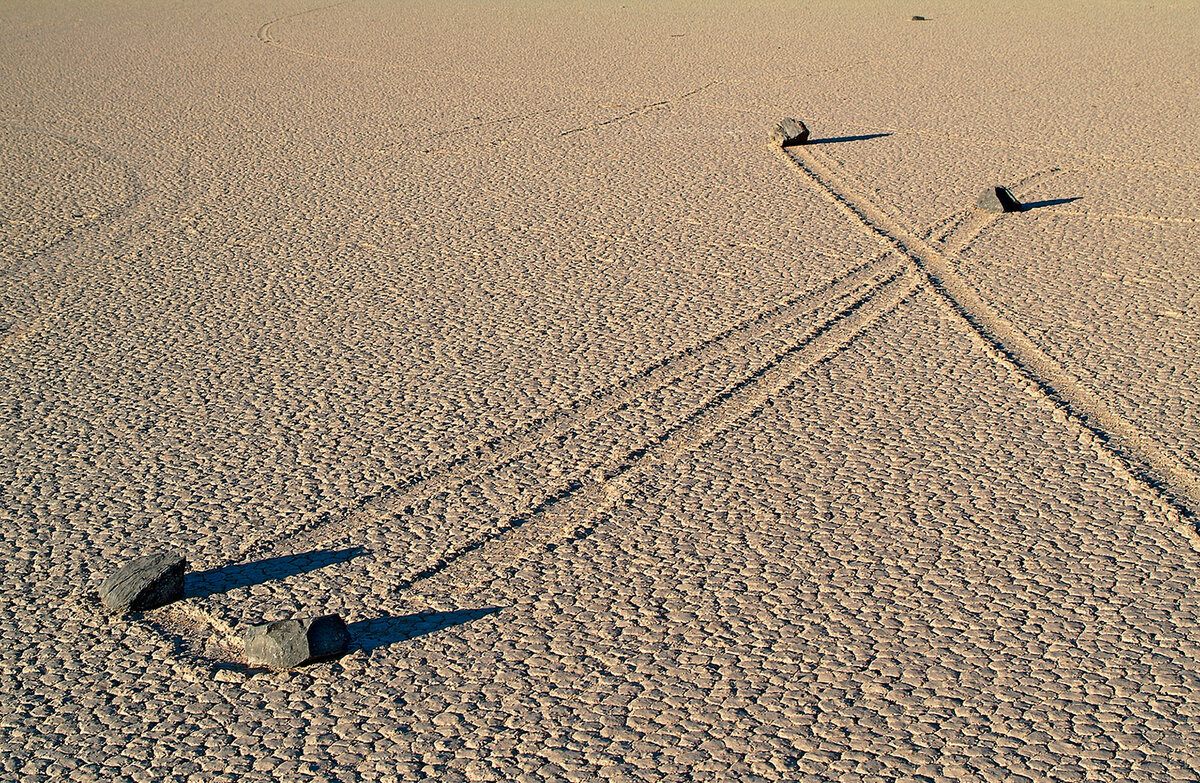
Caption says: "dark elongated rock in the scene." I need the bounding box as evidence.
[244,615,350,670]
[911,15,927,21]
[976,185,1023,213]
[99,552,186,614]
[769,117,810,147]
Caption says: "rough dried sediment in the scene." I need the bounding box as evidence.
[5,1,1200,780]
[98,552,185,614]
[244,615,350,670]
[976,185,1024,213]
[769,117,809,147]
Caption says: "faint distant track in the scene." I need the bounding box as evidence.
[559,81,720,137]
[0,122,144,279]
[255,4,722,146]
[254,0,542,90]
[256,0,355,46]
[407,268,922,598]
[903,126,1200,178]
[241,248,907,561]
[1052,209,1200,226]
[779,143,1200,520]
[256,0,445,73]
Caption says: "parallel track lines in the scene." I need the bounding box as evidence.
[241,251,907,562]
[411,268,922,598]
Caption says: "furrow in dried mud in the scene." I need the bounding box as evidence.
[175,262,916,649]
[398,193,994,600]
[781,143,1200,525]
[240,249,906,560]
[407,268,923,599]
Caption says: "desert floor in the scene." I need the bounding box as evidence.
[3,1,1200,780]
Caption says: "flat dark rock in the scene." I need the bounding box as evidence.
[98,552,186,614]
[976,185,1024,213]
[769,117,810,147]
[244,614,350,670]
[911,15,928,21]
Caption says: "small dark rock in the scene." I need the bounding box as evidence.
[976,185,1024,213]
[99,552,186,614]
[244,614,350,670]
[911,15,928,21]
[769,117,810,147]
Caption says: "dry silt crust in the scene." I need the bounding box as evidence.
[2,1,1199,780]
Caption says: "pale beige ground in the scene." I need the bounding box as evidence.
[3,1,1200,781]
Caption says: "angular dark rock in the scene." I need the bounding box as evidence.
[769,117,810,147]
[244,614,350,670]
[98,552,186,614]
[911,15,928,21]
[976,185,1024,213]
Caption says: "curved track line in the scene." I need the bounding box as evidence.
[256,0,584,91]
[256,0,354,45]
[780,143,1200,521]
[257,6,720,144]
[257,0,456,76]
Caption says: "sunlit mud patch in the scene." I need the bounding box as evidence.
[0,123,137,273]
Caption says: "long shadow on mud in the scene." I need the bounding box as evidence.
[348,607,503,652]
[805,132,892,145]
[1021,196,1082,211]
[185,546,369,599]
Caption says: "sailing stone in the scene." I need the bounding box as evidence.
[977,185,1024,213]
[99,552,186,614]
[770,117,810,147]
[244,615,351,670]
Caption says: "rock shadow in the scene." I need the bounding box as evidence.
[1020,196,1082,211]
[185,546,369,599]
[805,132,892,145]
[348,607,503,652]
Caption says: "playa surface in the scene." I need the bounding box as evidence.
[3,1,1199,779]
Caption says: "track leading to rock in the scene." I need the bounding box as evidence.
[160,191,1006,660]
[780,143,1200,525]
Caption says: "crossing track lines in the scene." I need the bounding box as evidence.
[145,179,1031,665]
[399,181,1045,600]
[779,142,1200,530]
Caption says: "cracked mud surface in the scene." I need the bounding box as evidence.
[3,1,1199,780]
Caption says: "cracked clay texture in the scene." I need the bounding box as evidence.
[2,1,1199,781]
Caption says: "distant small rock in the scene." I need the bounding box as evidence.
[911,15,928,21]
[244,614,350,670]
[976,185,1023,213]
[99,552,186,614]
[769,117,810,147]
